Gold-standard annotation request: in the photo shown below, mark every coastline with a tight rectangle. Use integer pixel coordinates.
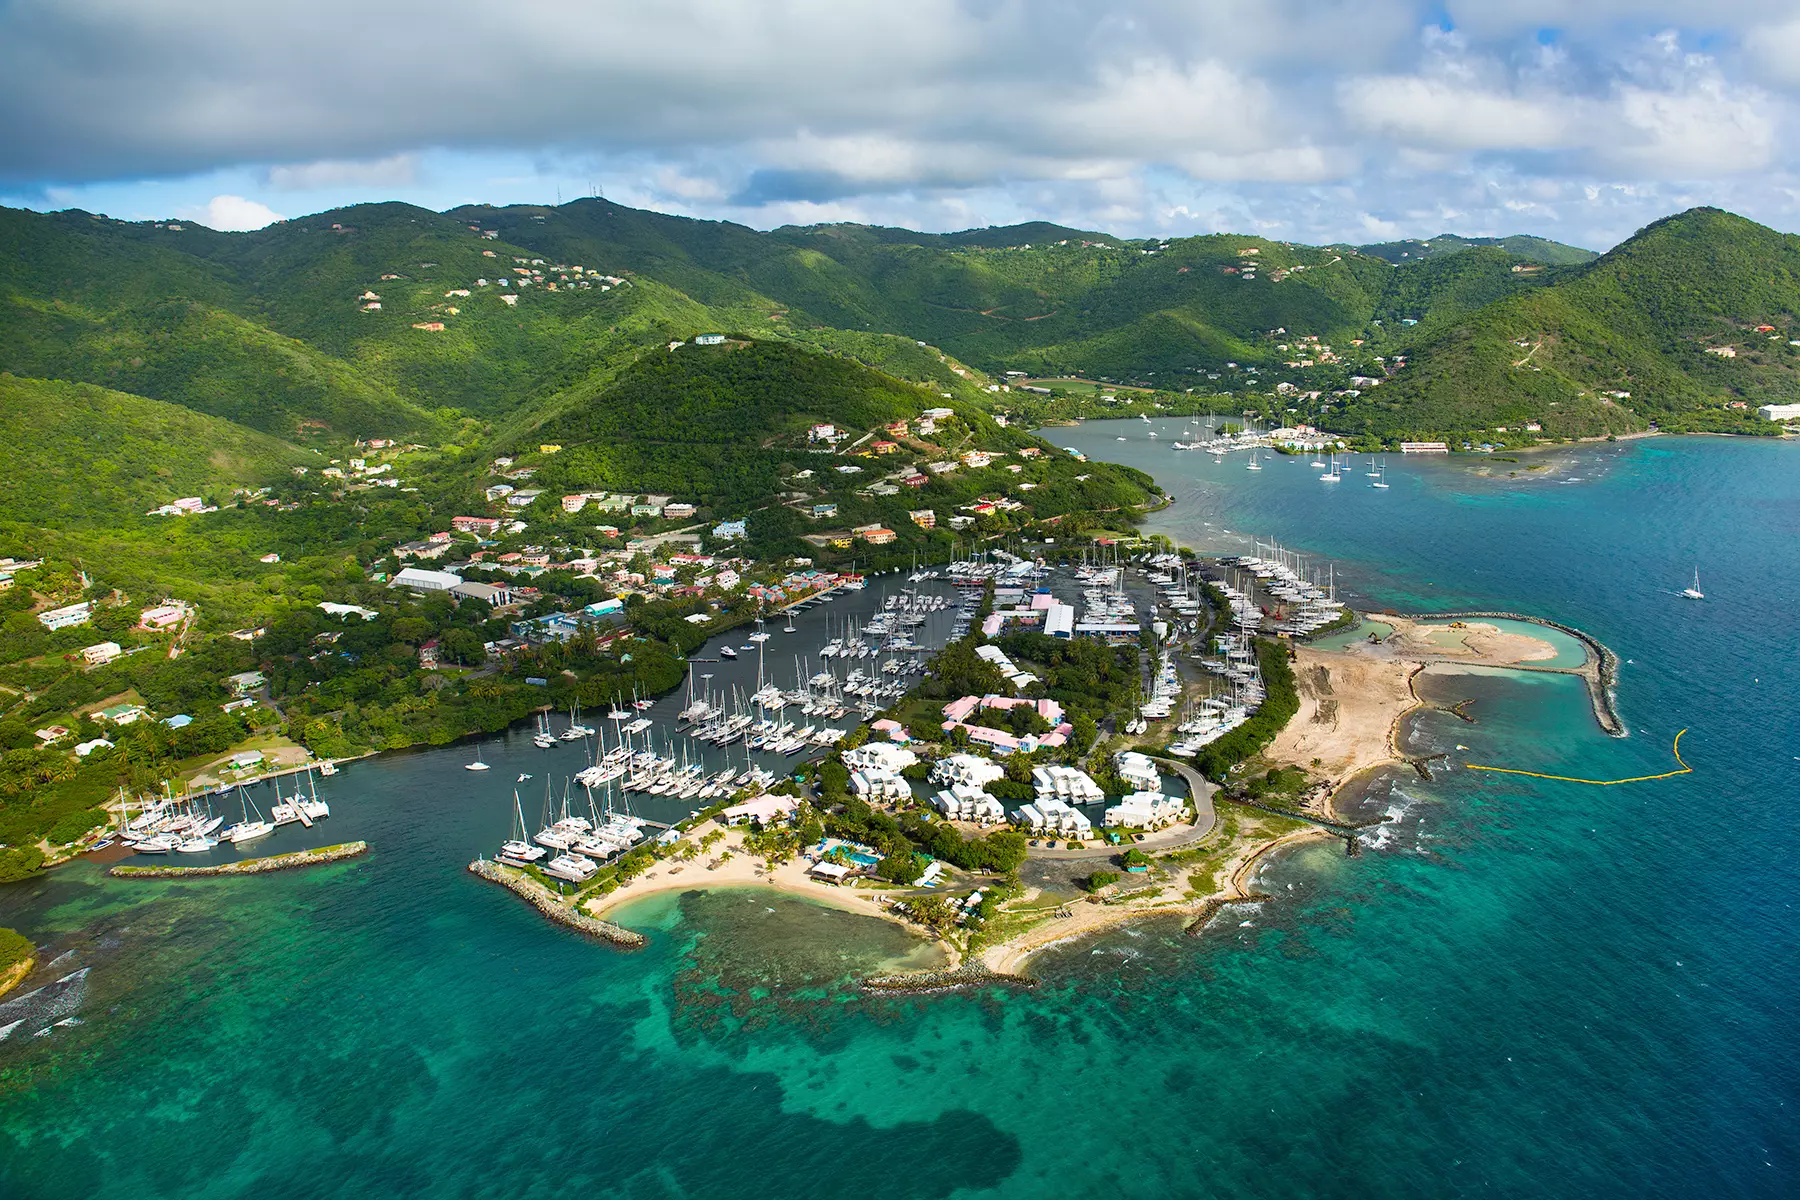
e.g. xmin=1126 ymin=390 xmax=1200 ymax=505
xmin=0 ymin=954 xmax=34 ymax=1001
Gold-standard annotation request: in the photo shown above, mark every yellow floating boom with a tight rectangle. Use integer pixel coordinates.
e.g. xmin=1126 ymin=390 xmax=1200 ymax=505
xmin=1464 ymin=729 xmax=1692 ymax=786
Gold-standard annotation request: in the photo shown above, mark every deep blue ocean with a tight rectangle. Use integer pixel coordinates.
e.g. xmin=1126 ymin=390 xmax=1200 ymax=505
xmin=1 ymin=427 xmax=1795 ymax=1198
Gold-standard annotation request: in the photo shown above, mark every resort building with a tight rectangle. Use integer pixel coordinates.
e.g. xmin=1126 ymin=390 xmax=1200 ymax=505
xmin=1104 ymin=791 xmax=1185 ymax=830
xmin=930 ymin=753 xmax=1005 ymax=789
xmin=1114 ymin=751 xmax=1162 ymax=793
xmin=1031 ymin=765 xmax=1105 ymax=805
xmin=1014 ymin=797 xmax=1094 ymax=839
xmin=934 ymin=784 xmax=1006 ymax=825
xmin=721 ymin=794 xmax=801 ymax=827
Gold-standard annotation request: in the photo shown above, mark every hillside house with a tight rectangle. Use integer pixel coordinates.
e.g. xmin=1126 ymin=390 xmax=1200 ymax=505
xmin=909 ymin=509 xmax=936 ymax=529
xmin=37 ymin=602 xmax=91 ymax=630
xmin=82 ymin=641 xmax=122 ymax=666
xmin=138 ymin=602 xmax=190 ymax=630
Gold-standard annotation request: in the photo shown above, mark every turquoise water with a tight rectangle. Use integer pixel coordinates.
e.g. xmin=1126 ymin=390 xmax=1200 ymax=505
xmin=2 ymin=429 xmax=1797 ymax=1197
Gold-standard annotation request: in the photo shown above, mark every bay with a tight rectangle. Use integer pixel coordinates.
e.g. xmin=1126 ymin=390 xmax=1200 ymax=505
xmin=1 ymin=425 xmax=1796 ymax=1198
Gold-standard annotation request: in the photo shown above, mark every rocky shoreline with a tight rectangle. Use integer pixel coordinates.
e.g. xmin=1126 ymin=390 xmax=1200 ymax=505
xmin=111 ymin=842 xmax=369 ymax=878
xmin=467 ymin=858 xmax=647 ymax=948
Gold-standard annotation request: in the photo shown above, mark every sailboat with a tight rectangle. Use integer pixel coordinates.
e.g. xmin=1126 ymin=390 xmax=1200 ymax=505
xmin=499 ymin=790 xmax=546 ymax=864
xmin=222 ymin=787 xmax=273 ymax=844
xmin=1370 ymin=459 xmax=1390 ymax=489
xmin=1319 ymin=453 xmax=1341 ymax=483
xmin=1681 ymin=569 xmax=1704 ymax=600
xmin=1245 ymin=448 xmax=1262 ymax=471
xmin=466 ymin=749 xmax=490 ymax=771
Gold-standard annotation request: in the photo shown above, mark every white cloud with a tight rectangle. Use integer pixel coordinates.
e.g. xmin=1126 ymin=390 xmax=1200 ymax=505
xmin=1341 ymin=76 xmax=1576 ymax=151
xmin=5 ymin=2 xmax=1800 ymax=249
xmin=266 ymin=154 xmax=420 ymax=191
xmin=177 ymin=194 xmax=283 ymax=230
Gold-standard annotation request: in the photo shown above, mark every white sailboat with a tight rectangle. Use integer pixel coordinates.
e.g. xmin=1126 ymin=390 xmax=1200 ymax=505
xmin=1370 ymin=460 xmax=1390 ymax=489
xmin=499 ymin=790 xmax=546 ymax=864
xmin=1245 ymin=448 xmax=1262 ymax=471
xmin=466 ymin=749 xmax=490 ymax=771
xmin=222 ymin=788 xmax=273 ymax=844
xmin=1681 ymin=569 xmax=1704 ymax=600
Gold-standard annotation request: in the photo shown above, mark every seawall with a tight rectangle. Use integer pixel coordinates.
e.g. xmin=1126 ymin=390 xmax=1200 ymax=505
xmin=111 ymin=841 xmax=369 ymax=878
xmin=1385 ymin=610 xmax=1626 ymax=737
xmin=467 ymin=859 xmax=647 ymax=948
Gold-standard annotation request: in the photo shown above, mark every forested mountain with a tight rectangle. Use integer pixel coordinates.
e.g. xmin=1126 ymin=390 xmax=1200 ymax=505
xmin=0 ymin=198 xmax=1792 ymax=456
xmin=1349 ymin=209 xmax=1800 ymax=438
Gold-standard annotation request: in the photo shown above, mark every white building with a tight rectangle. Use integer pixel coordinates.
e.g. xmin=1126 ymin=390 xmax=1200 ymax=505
xmin=1114 ymin=751 xmax=1162 ymax=793
xmin=721 ymin=794 xmax=801 ymax=826
xmin=1015 ymin=798 xmax=1094 ymax=838
xmin=38 ymin=602 xmax=92 ymax=630
xmin=934 ymin=784 xmax=1006 ymax=825
xmin=81 ymin=641 xmax=122 ymax=666
xmin=390 ymin=567 xmax=463 ymax=593
xmin=843 ymin=742 xmax=919 ymax=774
xmin=1031 ymin=764 xmax=1104 ymax=804
xmin=930 ymin=753 xmax=1005 ymax=789
xmin=1105 ymin=791 xmax=1185 ymax=830
xmin=1757 ymin=403 xmax=1800 ymax=421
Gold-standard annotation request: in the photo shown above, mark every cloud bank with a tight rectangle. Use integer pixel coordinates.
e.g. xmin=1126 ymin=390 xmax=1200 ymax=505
xmin=3 ymin=0 xmax=1799 ymax=247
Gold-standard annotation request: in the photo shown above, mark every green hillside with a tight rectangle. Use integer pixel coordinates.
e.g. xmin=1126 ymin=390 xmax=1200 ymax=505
xmin=0 ymin=375 xmax=314 ymax=524
xmin=1353 ymin=233 xmax=1597 ymax=267
xmin=524 ymin=337 xmax=970 ymax=507
xmin=1336 ymin=208 xmax=1800 ymax=439
xmin=1 ymin=198 xmax=1793 ymax=453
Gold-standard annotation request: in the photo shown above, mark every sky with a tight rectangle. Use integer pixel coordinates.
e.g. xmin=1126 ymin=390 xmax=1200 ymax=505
xmin=4 ymin=1 xmax=1800 ymax=249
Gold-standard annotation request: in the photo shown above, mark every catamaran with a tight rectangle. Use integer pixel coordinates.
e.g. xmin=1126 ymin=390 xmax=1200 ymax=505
xmin=1682 ymin=569 xmax=1704 ymax=600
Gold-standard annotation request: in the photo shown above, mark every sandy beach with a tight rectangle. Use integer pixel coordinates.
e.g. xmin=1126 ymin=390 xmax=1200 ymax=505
xmin=585 ymin=819 xmax=933 ymax=940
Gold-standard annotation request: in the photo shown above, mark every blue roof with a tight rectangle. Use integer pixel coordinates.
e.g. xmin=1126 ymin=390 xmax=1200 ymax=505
xmin=163 ymin=714 xmax=194 ymax=729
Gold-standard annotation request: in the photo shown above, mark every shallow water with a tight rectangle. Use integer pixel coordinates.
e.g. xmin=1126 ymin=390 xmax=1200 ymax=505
xmin=1 ymin=428 xmax=1796 ymax=1197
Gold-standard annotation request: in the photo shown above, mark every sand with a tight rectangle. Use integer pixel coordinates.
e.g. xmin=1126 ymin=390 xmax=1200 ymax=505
xmin=1267 ymin=647 xmax=1420 ymax=784
xmin=585 ymin=820 xmax=929 ymax=939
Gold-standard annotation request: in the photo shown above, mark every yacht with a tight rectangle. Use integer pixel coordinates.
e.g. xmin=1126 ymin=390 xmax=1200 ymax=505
xmin=221 ymin=790 xmax=273 ymax=845
xmin=499 ymin=791 xmax=547 ymax=865
xmin=720 ymin=645 xmax=738 ymax=659
xmin=543 ymin=853 xmax=598 ymax=883
xmin=1682 ymin=569 xmax=1704 ymax=600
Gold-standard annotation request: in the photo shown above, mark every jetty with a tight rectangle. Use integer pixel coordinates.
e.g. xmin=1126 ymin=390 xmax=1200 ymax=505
xmin=111 ymin=841 xmax=368 ymax=878
xmin=863 ymin=962 xmax=1029 ymax=994
xmin=467 ymin=858 xmax=647 ymax=948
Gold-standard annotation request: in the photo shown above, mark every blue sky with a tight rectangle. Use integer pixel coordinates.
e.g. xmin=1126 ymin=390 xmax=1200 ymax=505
xmin=4 ymin=1 xmax=1798 ymax=249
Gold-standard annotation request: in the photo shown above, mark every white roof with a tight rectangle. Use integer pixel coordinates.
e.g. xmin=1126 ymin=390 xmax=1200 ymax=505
xmin=390 ymin=567 xmax=463 ymax=590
